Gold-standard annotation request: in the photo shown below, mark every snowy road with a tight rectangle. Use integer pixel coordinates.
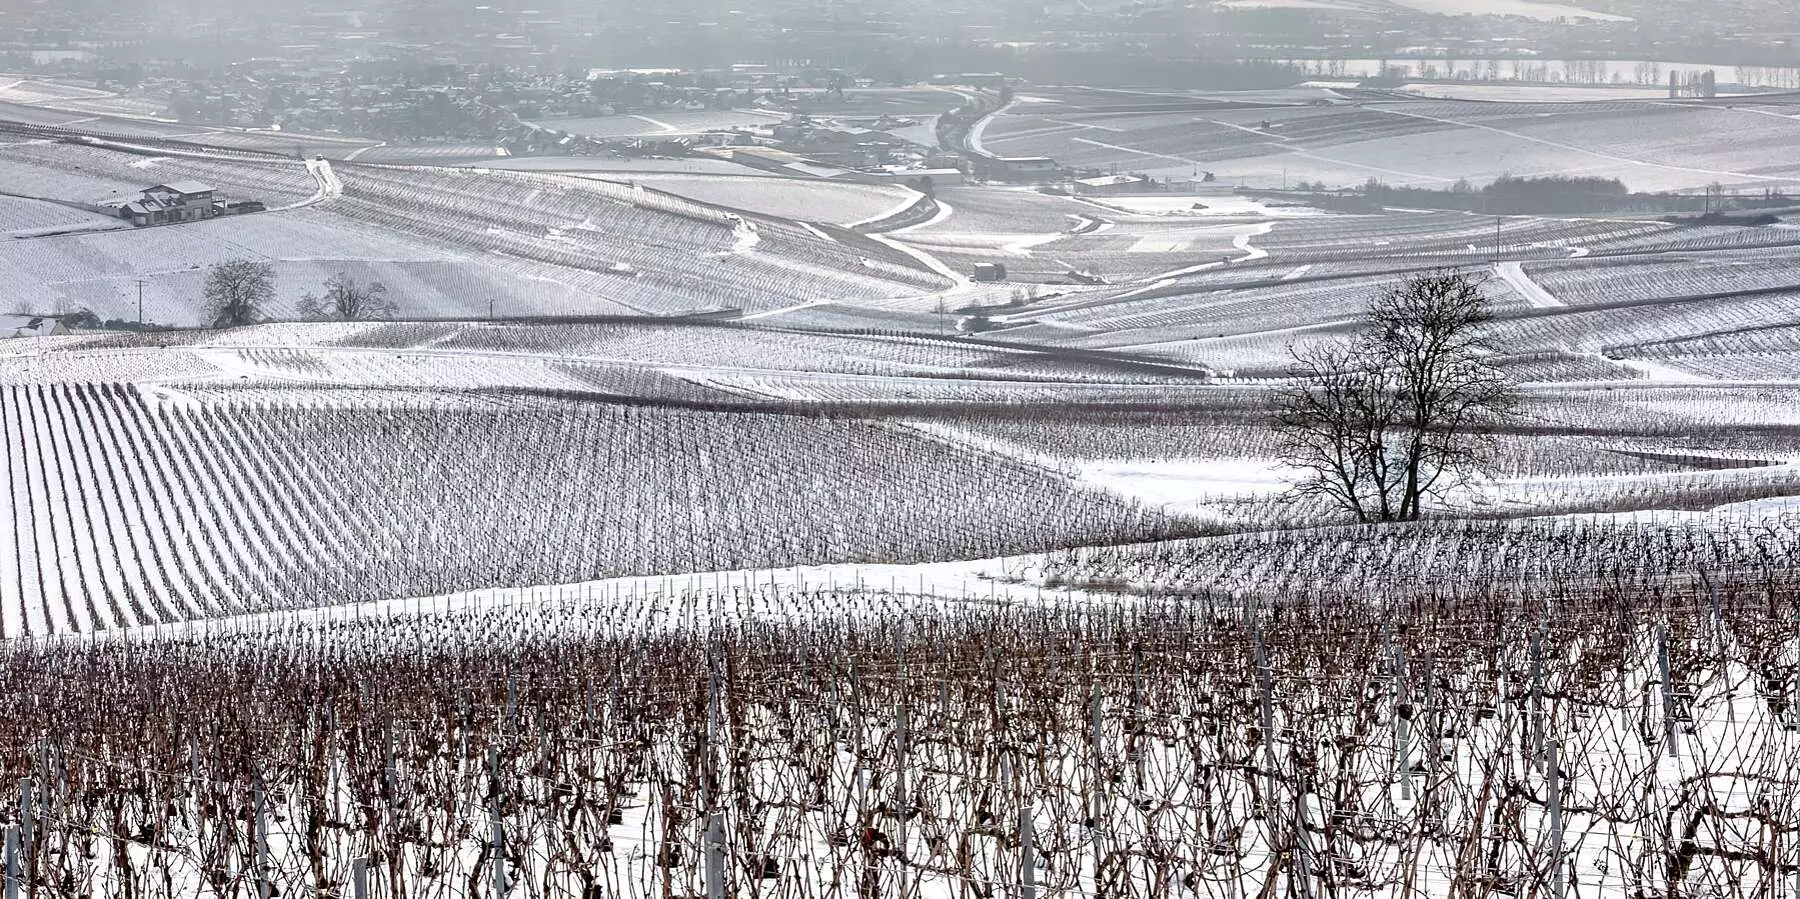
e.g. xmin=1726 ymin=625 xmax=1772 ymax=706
xmin=1496 ymin=260 xmax=1564 ymax=308
xmin=271 ymin=157 xmax=343 ymax=212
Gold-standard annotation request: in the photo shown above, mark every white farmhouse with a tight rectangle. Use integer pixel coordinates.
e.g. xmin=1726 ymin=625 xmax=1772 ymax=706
xmin=0 ymin=314 xmax=70 ymax=338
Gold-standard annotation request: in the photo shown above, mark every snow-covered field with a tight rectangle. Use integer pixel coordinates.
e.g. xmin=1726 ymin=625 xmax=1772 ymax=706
xmin=576 ymin=173 xmax=923 ymax=226
xmin=533 ymin=109 xmax=788 ymax=137
xmin=6 ymin=98 xmax=1800 ymax=899
xmin=2 ymin=310 xmax=1798 ymax=640
xmin=982 ymin=90 xmax=1800 ymax=191
xmin=0 ymin=141 xmax=949 ymax=324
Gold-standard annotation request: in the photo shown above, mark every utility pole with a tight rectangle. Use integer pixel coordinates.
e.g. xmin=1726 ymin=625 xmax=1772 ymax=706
xmin=135 ymin=280 xmax=146 ymax=329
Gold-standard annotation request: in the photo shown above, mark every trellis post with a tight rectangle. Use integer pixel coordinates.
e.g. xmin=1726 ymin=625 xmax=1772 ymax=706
xmin=1546 ymin=738 xmax=1563 ymax=899
xmin=254 ymin=777 xmax=271 ymax=899
xmin=1131 ymin=644 xmax=1144 ymax=789
xmin=490 ymin=747 xmax=508 ymax=897
xmin=895 ymin=617 xmax=909 ymax=899
xmin=1422 ymin=658 xmax=1439 ymax=820
xmin=352 ymin=856 xmax=369 ymax=899
xmin=1019 ymin=805 xmax=1037 ymax=899
xmin=1659 ymin=622 xmax=1679 ymax=757
xmin=1090 ymin=680 xmax=1106 ymax=894
xmin=1254 ymin=613 xmax=1278 ymax=815
xmin=893 ymin=693 xmax=911 ymax=899
xmin=1528 ymin=623 xmax=1544 ymax=758
xmin=1394 ymin=644 xmax=1412 ymax=801
xmin=16 ymin=778 xmax=29 ymax=897
xmin=705 ymin=811 xmax=726 ymax=899
xmin=1703 ymin=568 xmax=1725 ymax=662
xmin=1294 ymin=788 xmax=1316 ymax=899
xmin=2 ymin=825 xmax=18 ymax=899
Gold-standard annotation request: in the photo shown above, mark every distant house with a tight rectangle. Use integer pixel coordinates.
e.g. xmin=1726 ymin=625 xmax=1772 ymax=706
xmin=0 ymin=315 xmax=70 ymax=339
xmin=1073 ymin=173 xmax=1155 ymax=196
xmin=972 ymin=262 xmax=1008 ymax=282
xmin=118 ymin=181 xmax=219 ymax=227
xmin=859 ymin=167 xmax=965 ymax=189
xmin=975 ymin=156 xmax=1060 ymax=182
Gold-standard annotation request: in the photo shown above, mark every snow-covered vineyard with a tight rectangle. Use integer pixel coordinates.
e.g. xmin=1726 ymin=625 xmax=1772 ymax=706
xmin=3 ymin=570 xmax=1800 ymax=899
xmin=10 ymin=79 xmax=1800 ymax=899
xmin=0 ymin=382 xmax=1173 ymax=633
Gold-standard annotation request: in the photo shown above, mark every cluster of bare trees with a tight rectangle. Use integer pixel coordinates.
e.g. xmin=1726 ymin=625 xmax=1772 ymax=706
xmin=3 ymin=571 xmax=1799 ymax=899
xmin=201 ymin=261 xmax=395 ymax=326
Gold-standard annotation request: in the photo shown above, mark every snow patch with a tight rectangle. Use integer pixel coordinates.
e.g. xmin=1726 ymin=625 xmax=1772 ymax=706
xmin=1078 ymin=458 xmax=1292 ymax=517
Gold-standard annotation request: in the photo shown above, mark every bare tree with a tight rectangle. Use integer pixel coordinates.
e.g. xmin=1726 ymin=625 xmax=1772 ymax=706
xmin=297 ymin=274 xmax=396 ymax=321
xmin=1277 ymin=341 xmax=1405 ymax=522
xmin=1277 ymin=270 xmax=1516 ymax=522
xmin=203 ymin=260 xmax=275 ymax=327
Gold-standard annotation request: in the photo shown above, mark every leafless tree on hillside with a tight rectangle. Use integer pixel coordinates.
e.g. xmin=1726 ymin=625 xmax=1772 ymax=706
xmin=1276 ymin=270 xmax=1517 ymax=522
xmin=298 ymin=273 xmax=396 ymax=321
xmin=203 ymin=259 xmax=276 ymax=327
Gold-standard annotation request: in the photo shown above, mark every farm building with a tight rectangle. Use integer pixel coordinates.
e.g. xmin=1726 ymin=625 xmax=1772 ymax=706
xmin=972 ymin=262 xmax=1008 ymax=282
xmin=1073 ymin=173 xmax=1156 ymax=196
xmin=114 ymin=182 xmax=267 ymax=227
xmin=773 ymin=125 xmax=914 ymax=168
xmin=0 ymin=314 xmax=69 ymax=339
xmin=974 ymin=156 xmax=1060 ymax=182
xmin=119 ymin=181 xmax=217 ymax=226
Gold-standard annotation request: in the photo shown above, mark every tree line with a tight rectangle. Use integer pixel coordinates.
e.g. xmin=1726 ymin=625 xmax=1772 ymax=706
xmin=1290 ymin=174 xmax=1792 ymax=217
xmin=202 ymin=259 xmax=396 ymax=327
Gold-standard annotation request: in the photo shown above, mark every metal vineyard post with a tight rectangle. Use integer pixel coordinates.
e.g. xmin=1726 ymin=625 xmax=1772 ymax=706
xmin=254 ymin=778 xmax=271 ymax=899
xmin=2 ymin=825 xmax=16 ymax=899
xmin=705 ymin=812 xmax=725 ymax=899
xmin=15 ymin=778 xmax=28 ymax=899
xmin=1659 ymin=622 xmax=1679 ymax=758
xmin=1018 ymin=805 xmax=1036 ymax=899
